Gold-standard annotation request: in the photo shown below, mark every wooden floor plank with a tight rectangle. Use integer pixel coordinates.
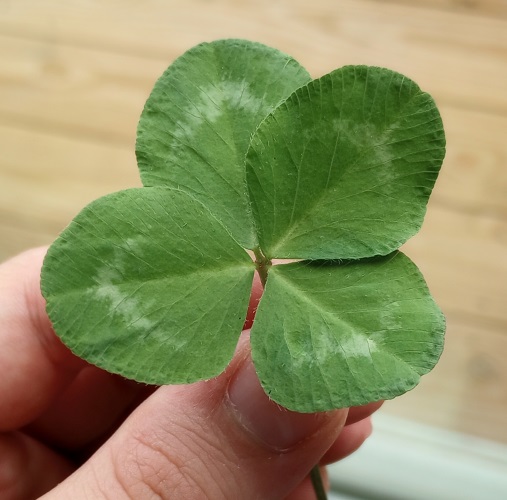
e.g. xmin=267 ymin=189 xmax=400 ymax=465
xmin=0 ymin=124 xmax=139 ymax=236
xmin=383 ymin=0 xmax=507 ymax=18
xmin=436 ymin=107 xmax=507 ymax=219
xmin=402 ymin=204 xmax=507 ymax=327
xmin=0 ymin=34 xmax=166 ymax=145
xmin=0 ymin=222 xmax=55 ymax=261
xmin=384 ymin=314 xmax=507 ymax=444
xmin=0 ymin=0 xmax=506 ymax=114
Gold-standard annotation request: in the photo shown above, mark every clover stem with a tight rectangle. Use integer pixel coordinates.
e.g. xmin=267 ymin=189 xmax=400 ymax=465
xmin=253 ymin=247 xmax=271 ymax=288
xmin=310 ymin=465 xmax=328 ymax=499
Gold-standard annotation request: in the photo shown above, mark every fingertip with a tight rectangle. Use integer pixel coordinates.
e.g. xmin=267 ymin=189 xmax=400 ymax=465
xmin=0 ymin=247 xmax=85 ymax=430
xmin=321 ymin=417 xmax=373 ymax=465
xmin=226 ymin=356 xmax=345 ymax=452
xmin=346 ymin=400 xmax=383 ymax=426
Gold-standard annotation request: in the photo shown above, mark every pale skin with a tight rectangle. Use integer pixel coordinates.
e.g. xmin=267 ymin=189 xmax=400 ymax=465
xmin=0 ymin=248 xmax=382 ymax=499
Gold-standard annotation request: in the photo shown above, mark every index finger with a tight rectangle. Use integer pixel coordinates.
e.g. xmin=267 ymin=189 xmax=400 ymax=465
xmin=0 ymin=248 xmax=84 ymax=430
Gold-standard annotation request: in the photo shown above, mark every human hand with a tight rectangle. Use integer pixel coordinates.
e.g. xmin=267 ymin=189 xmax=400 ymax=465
xmin=0 ymin=248 xmax=382 ymax=499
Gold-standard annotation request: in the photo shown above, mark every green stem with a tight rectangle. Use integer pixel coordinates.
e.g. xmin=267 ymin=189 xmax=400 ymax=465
xmin=310 ymin=465 xmax=328 ymax=500
xmin=253 ymin=246 xmax=271 ymax=288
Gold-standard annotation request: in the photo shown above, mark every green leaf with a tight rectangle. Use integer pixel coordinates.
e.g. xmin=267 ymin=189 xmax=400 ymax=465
xmin=42 ymin=40 xmax=446 ymax=414
xmin=246 ymin=66 xmax=446 ymax=259
xmin=41 ymin=187 xmax=255 ymax=384
xmin=250 ymin=253 xmax=445 ymax=412
xmin=136 ymin=39 xmax=311 ymax=249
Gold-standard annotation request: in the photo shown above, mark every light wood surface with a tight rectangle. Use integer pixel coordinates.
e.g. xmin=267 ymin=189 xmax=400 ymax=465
xmin=1 ymin=1 xmax=506 ymax=444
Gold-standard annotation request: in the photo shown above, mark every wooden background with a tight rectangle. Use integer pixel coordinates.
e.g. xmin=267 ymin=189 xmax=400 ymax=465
xmin=1 ymin=1 xmax=506 ymax=445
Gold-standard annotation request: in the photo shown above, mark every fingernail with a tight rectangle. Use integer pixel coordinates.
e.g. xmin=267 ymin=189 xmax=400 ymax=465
xmin=226 ymin=358 xmax=327 ymax=452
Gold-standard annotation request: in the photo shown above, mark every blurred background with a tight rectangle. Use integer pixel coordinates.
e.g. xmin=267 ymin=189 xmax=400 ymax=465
xmin=0 ymin=1 xmax=506 ymax=498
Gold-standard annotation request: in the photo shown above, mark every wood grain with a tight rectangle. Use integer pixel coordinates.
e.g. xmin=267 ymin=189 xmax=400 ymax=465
xmin=386 ymin=0 xmax=507 ymax=18
xmin=1 ymin=0 xmax=506 ymax=445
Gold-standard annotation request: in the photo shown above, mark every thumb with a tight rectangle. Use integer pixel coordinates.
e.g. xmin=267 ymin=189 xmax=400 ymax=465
xmin=43 ymin=335 xmax=347 ymax=500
